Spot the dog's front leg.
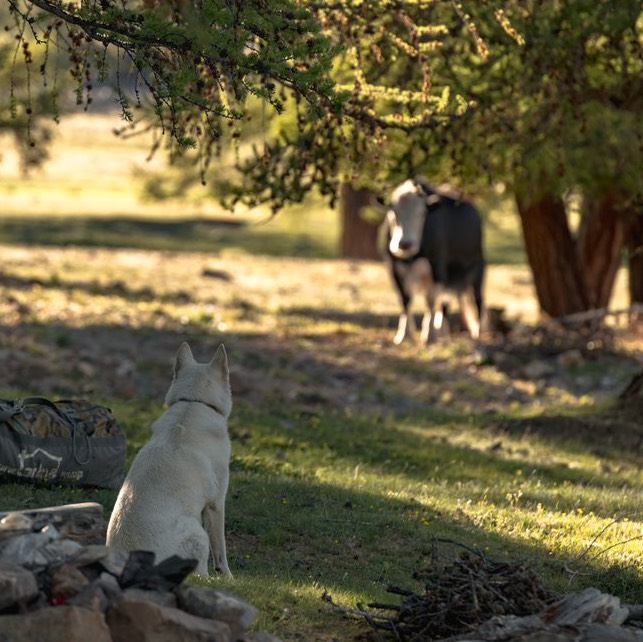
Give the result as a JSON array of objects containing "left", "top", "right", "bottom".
[{"left": 203, "top": 503, "right": 232, "bottom": 577}]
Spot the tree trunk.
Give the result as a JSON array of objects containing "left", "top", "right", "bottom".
[
  {"left": 624, "top": 209, "right": 643, "bottom": 304},
  {"left": 576, "top": 193, "right": 625, "bottom": 308},
  {"left": 339, "top": 182, "right": 381, "bottom": 260},
  {"left": 515, "top": 192, "right": 590, "bottom": 318}
]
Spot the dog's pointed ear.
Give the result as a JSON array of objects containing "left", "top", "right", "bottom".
[
  {"left": 210, "top": 344, "right": 229, "bottom": 379},
  {"left": 174, "top": 342, "right": 195, "bottom": 375}
]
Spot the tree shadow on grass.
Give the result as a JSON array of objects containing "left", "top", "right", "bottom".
[
  {"left": 231, "top": 403, "right": 642, "bottom": 523},
  {"left": 0, "top": 271, "right": 196, "bottom": 305},
  {"left": 0, "top": 216, "right": 333, "bottom": 258}
]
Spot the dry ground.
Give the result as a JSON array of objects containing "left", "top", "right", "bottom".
[{"left": 0, "top": 244, "right": 640, "bottom": 440}]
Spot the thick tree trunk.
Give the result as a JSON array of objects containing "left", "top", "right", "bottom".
[
  {"left": 576, "top": 193, "right": 625, "bottom": 308},
  {"left": 515, "top": 192, "right": 590, "bottom": 318},
  {"left": 624, "top": 209, "right": 643, "bottom": 304},
  {"left": 339, "top": 182, "right": 381, "bottom": 260}
]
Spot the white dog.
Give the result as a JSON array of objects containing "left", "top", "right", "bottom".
[{"left": 106, "top": 342, "right": 233, "bottom": 577}]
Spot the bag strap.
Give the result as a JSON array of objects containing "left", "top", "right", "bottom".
[
  {"left": 1, "top": 397, "right": 92, "bottom": 466},
  {"left": 0, "top": 399, "right": 25, "bottom": 423}
]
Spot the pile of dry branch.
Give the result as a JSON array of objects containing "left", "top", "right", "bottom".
[{"left": 328, "top": 540, "right": 643, "bottom": 642}]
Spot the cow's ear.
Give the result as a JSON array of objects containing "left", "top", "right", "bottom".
[
  {"left": 370, "top": 194, "right": 387, "bottom": 212},
  {"left": 413, "top": 176, "right": 434, "bottom": 196}
]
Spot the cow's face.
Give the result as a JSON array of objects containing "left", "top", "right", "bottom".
[{"left": 386, "top": 180, "right": 427, "bottom": 258}]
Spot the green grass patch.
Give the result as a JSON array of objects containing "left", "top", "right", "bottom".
[{"left": 2, "top": 396, "right": 642, "bottom": 640}]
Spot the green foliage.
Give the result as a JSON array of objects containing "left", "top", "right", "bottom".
[
  {"left": 432, "top": 1, "right": 643, "bottom": 200},
  {"left": 0, "top": 5, "right": 60, "bottom": 171},
  {"left": 226, "top": 1, "right": 491, "bottom": 210},
  {"left": 2, "top": 0, "right": 506, "bottom": 202},
  {"left": 226, "top": 1, "right": 642, "bottom": 211},
  {"left": 2, "top": 0, "right": 341, "bottom": 171},
  {"left": 4, "top": 0, "right": 641, "bottom": 215}
]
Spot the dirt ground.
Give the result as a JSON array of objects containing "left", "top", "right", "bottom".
[
  {"left": 494, "top": 369, "right": 643, "bottom": 454},
  {"left": 0, "top": 245, "right": 641, "bottom": 452}
]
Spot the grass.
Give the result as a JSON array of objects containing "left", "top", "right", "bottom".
[
  {"left": 0, "top": 114, "right": 641, "bottom": 641},
  {"left": 2, "top": 399, "right": 642, "bottom": 639},
  {"left": 0, "top": 113, "right": 525, "bottom": 263}
]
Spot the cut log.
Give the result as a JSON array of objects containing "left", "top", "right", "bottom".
[
  {"left": 440, "top": 589, "right": 643, "bottom": 641},
  {"left": 0, "top": 502, "right": 105, "bottom": 545}
]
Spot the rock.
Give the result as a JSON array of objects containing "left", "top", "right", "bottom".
[
  {"left": 0, "top": 526, "right": 59, "bottom": 568},
  {"left": 71, "top": 544, "right": 129, "bottom": 577},
  {"left": 0, "top": 605, "right": 112, "bottom": 642},
  {"left": 556, "top": 349, "right": 583, "bottom": 369},
  {"left": 35, "top": 538, "right": 84, "bottom": 568},
  {"left": 0, "top": 512, "right": 34, "bottom": 536},
  {"left": 176, "top": 584, "right": 258, "bottom": 638},
  {"left": 0, "top": 560, "right": 39, "bottom": 610},
  {"left": 122, "top": 587, "right": 177, "bottom": 609},
  {"left": 67, "top": 572, "right": 121, "bottom": 612},
  {"left": 0, "top": 514, "right": 275, "bottom": 641},
  {"left": 107, "top": 595, "right": 232, "bottom": 642},
  {"left": 522, "top": 359, "right": 556, "bottom": 380},
  {"left": 0, "top": 503, "right": 104, "bottom": 540},
  {"left": 49, "top": 563, "right": 90, "bottom": 600},
  {"left": 120, "top": 550, "right": 198, "bottom": 592}
]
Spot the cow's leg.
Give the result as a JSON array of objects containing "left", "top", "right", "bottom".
[
  {"left": 391, "top": 263, "right": 415, "bottom": 344},
  {"left": 473, "top": 265, "right": 485, "bottom": 334},
  {"left": 394, "top": 300, "right": 417, "bottom": 344},
  {"left": 420, "top": 295, "right": 434, "bottom": 344},
  {"left": 427, "top": 284, "right": 447, "bottom": 341},
  {"left": 458, "top": 287, "right": 480, "bottom": 340}
]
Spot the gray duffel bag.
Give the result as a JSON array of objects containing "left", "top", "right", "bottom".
[{"left": 0, "top": 397, "right": 126, "bottom": 489}]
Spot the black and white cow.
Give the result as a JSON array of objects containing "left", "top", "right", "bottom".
[{"left": 383, "top": 177, "right": 485, "bottom": 344}]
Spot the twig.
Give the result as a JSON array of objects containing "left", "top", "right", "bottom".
[
  {"left": 588, "top": 534, "right": 643, "bottom": 560},
  {"left": 433, "top": 537, "right": 486, "bottom": 559},
  {"left": 551, "top": 304, "right": 643, "bottom": 327},
  {"left": 357, "top": 602, "right": 400, "bottom": 642},
  {"left": 570, "top": 518, "right": 621, "bottom": 563}
]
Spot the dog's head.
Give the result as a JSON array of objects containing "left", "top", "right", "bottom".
[{"left": 165, "top": 342, "right": 232, "bottom": 418}]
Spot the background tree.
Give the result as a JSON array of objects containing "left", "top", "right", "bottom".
[
  {"left": 226, "top": 2, "right": 642, "bottom": 316},
  {"left": 3, "top": 0, "right": 486, "bottom": 264},
  {"left": 2, "top": 0, "right": 345, "bottom": 174},
  {"left": 3, "top": 1, "right": 641, "bottom": 317},
  {"left": 436, "top": 1, "right": 643, "bottom": 317}
]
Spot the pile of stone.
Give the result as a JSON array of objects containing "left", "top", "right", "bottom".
[{"left": 0, "top": 506, "right": 279, "bottom": 642}]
